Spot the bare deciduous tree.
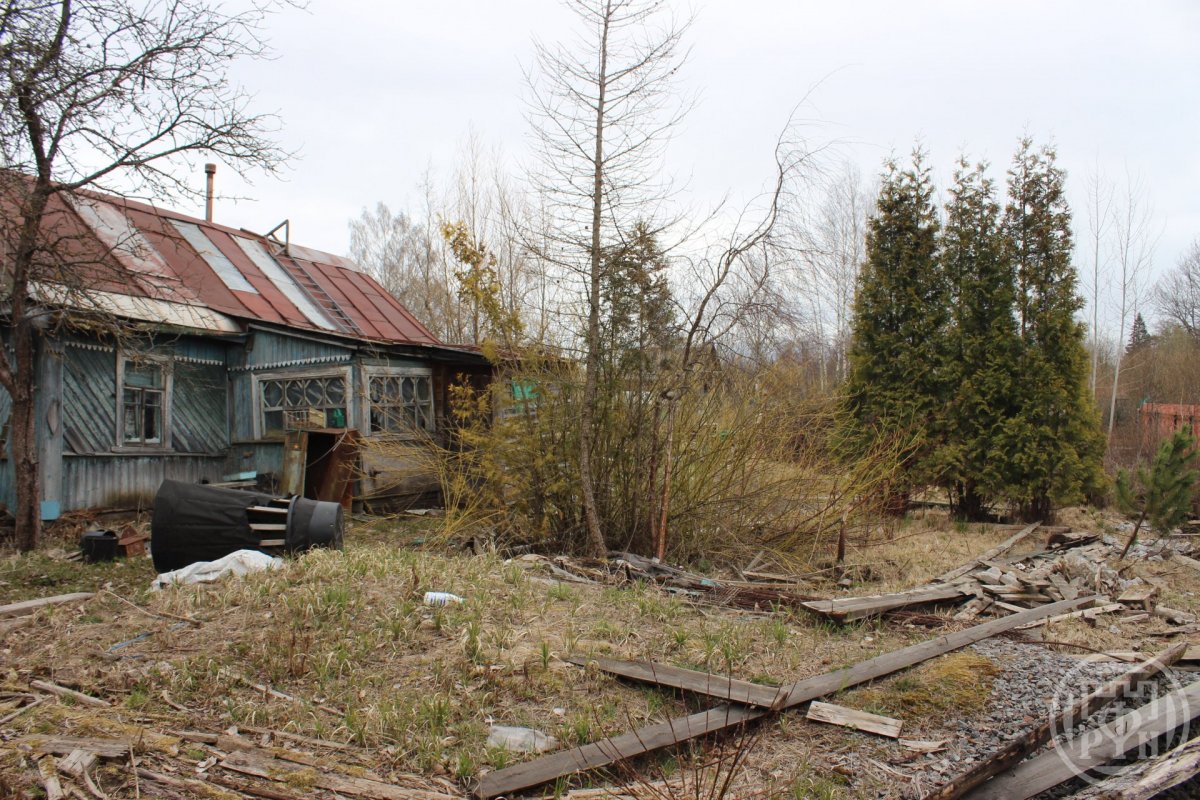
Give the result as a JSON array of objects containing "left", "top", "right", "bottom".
[
  {"left": 1105, "top": 173, "right": 1157, "bottom": 441},
  {"left": 526, "top": 0, "right": 690, "bottom": 557},
  {"left": 1081, "top": 165, "right": 1113, "bottom": 399},
  {"left": 0, "top": 0, "right": 289, "bottom": 549},
  {"left": 1155, "top": 238, "right": 1200, "bottom": 339}
]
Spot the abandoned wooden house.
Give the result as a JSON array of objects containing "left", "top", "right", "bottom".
[{"left": 0, "top": 185, "right": 491, "bottom": 518}]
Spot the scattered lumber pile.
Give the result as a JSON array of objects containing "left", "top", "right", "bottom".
[
  {"left": 8, "top": 726, "right": 463, "bottom": 800},
  {"left": 799, "top": 522, "right": 1156, "bottom": 625}
]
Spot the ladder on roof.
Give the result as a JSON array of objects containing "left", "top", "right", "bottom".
[
  {"left": 281, "top": 258, "right": 362, "bottom": 336},
  {"left": 259, "top": 220, "right": 363, "bottom": 337}
]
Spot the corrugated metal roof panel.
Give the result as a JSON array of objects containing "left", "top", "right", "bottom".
[
  {"left": 233, "top": 237, "right": 339, "bottom": 331},
  {"left": 31, "top": 185, "right": 448, "bottom": 348}
]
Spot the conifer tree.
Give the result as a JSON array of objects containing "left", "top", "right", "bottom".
[
  {"left": 1000, "top": 140, "right": 1105, "bottom": 519},
  {"left": 845, "top": 151, "right": 949, "bottom": 500},
  {"left": 1126, "top": 312, "right": 1153, "bottom": 356},
  {"left": 940, "top": 159, "right": 1020, "bottom": 519},
  {"left": 1116, "top": 426, "right": 1198, "bottom": 558}
]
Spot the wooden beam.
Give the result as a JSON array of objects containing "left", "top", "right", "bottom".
[
  {"left": 923, "top": 643, "right": 1185, "bottom": 800},
  {"left": 565, "top": 656, "right": 783, "bottom": 707},
  {"left": 806, "top": 701, "right": 901, "bottom": 738},
  {"left": 1014, "top": 602, "right": 1123, "bottom": 630},
  {"left": 29, "top": 679, "right": 109, "bottom": 708},
  {"left": 963, "top": 656, "right": 1200, "bottom": 800},
  {"left": 1068, "top": 736, "right": 1200, "bottom": 800},
  {"left": 478, "top": 596, "right": 1090, "bottom": 798},
  {"left": 935, "top": 522, "right": 1041, "bottom": 584},
  {"left": 221, "top": 749, "right": 460, "bottom": 800},
  {"left": 0, "top": 593, "right": 94, "bottom": 619},
  {"left": 801, "top": 584, "right": 972, "bottom": 622}
]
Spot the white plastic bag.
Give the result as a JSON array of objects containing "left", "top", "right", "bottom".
[{"left": 152, "top": 549, "right": 283, "bottom": 590}]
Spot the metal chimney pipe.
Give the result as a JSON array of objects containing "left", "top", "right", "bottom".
[{"left": 204, "top": 163, "right": 216, "bottom": 222}]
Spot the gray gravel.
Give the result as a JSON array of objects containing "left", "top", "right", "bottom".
[{"left": 851, "top": 637, "right": 1200, "bottom": 799}]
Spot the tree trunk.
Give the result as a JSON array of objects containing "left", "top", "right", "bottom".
[
  {"left": 577, "top": 4, "right": 611, "bottom": 560},
  {"left": 11, "top": 323, "right": 41, "bottom": 552}
]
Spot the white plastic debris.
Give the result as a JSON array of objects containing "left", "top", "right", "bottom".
[
  {"left": 152, "top": 549, "right": 283, "bottom": 590},
  {"left": 486, "top": 725, "right": 558, "bottom": 753},
  {"left": 423, "top": 591, "right": 464, "bottom": 606}
]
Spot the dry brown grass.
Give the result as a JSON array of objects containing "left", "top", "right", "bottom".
[{"left": 848, "top": 652, "right": 1001, "bottom": 722}]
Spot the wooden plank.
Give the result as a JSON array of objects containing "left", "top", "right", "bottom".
[
  {"left": 1014, "top": 602, "right": 1123, "bottom": 630},
  {"left": 0, "top": 593, "right": 94, "bottom": 619},
  {"left": 24, "top": 736, "right": 132, "bottom": 758},
  {"left": 221, "top": 749, "right": 459, "bottom": 800},
  {"left": 478, "top": 597, "right": 1090, "bottom": 798},
  {"left": 801, "top": 584, "right": 972, "bottom": 622},
  {"left": 935, "top": 523, "right": 1041, "bottom": 584},
  {"left": 29, "top": 679, "right": 109, "bottom": 708},
  {"left": 565, "top": 656, "right": 783, "bottom": 707},
  {"left": 1171, "top": 552, "right": 1200, "bottom": 573},
  {"left": 963, "top": 656, "right": 1200, "bottom": 800},
  {"left": 806, "top": 701, "right": 901, "bottom": 738},
  {"left": 1068, "top": 735, "right": 1200, "bottom": 800},
  {"left": 924, "top": 643, "right": 1186, "bottom": 800}
]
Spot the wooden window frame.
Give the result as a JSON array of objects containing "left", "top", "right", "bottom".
[
  {"left": 252, "top": 365, "right": 354, "bottom": 440},
  {"left": 114, "top": 352, "right": 173, "bottom": 452}
]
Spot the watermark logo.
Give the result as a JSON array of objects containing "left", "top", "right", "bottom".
[{"left": 1048, "top": 658, "right": 1189, "bottom": 785}]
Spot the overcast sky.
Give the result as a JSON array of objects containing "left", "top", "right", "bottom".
[{"left": 206, "top": 0, "right": 1199, "bottom": 329}]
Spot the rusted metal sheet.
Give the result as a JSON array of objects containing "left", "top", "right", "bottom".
[{"left": 60, "top": 188, "right": 445, "bottom": 347}]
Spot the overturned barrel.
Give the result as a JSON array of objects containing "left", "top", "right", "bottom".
[{"left": 151, "top": 479, "right": 344, "bottom": 573}]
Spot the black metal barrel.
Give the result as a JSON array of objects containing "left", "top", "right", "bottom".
[{"left": 150, "top": 479, "right": 344, "bottom": 572}]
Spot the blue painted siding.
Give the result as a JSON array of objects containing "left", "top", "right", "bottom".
[
  {"left": 243, "top": 330, "right": 354, "bottom": 370},
  {"left": 63, "top": 345, "right": 116, "bottom": 454},
  {"left": 62, "top": 455, "right": 225, "bottom": 509},
  {"left": 172, "top": 361, "right": 228, "bottom": 453}
]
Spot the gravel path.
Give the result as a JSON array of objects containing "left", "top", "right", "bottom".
[{"left": 853, "top": 637, "right": 1200, "bottom": 799}]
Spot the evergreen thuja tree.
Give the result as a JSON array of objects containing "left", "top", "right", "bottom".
[
  {"left": 1116, "top": 426, "right": 1199, "bottom": 558},
  {"left": 1000, "top": 140, "right": 1106, "bottom": 520},
  {"left": 939, "top": 159, "right": 1020, "bottom": 520},
  {"left": 845, "top": 150, "right": 949, "bottom": 504}
]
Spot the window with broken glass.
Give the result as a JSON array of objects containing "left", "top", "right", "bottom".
[
  {"left": 121, "top": 359, "right": 166, "bottom": 446},
  {"left": 368, "top": 372, "right": 434, "bottom": 434},
  {"left": 260, "top": 374, "right": 348, "bottom": 436}
]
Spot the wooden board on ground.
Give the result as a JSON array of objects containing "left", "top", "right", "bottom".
[
  {"left": 806, "top": 701, "right": 902, "bottom": 738},
  {"left": 963, "top": 670, "right": 1200, "bottom": 800},
  {"left": 0, "top": 592, "right": 94, "bottom": 619},
  {"left": 221, "top": 749, "right": 458, "bottom": 800},
  {"left": 476, "top": 596, "right": 1090, "bottom": 799},
  {"left": 801, "top": 584, "right": 972, "bottom": 623},
  {"left": 565, "top": 656, "right": 783, "bottom": 707},
  {"left": 1014, "top": 602, "right": 1123, "bottom": 630},
  {"left": 1068, "top": 735, "right": 1200, "bottom": 800},
  {"left": 935, "top": 523, "right": 1041, "bottom": 584}
]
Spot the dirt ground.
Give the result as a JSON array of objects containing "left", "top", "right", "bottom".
[{"left": 0, "top": 508, "right": 1196, "bottom": 799}]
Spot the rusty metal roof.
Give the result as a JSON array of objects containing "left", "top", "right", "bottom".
[{"left": 60, "top": 189, "right": 441, "bottom": 346}]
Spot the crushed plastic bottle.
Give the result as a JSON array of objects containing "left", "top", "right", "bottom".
[
  {"left": 486, "top": 725, "right": 558, "bottom": 753},
  {"left": 423, "top": 591, "right": 464, "bottom": 606}
]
